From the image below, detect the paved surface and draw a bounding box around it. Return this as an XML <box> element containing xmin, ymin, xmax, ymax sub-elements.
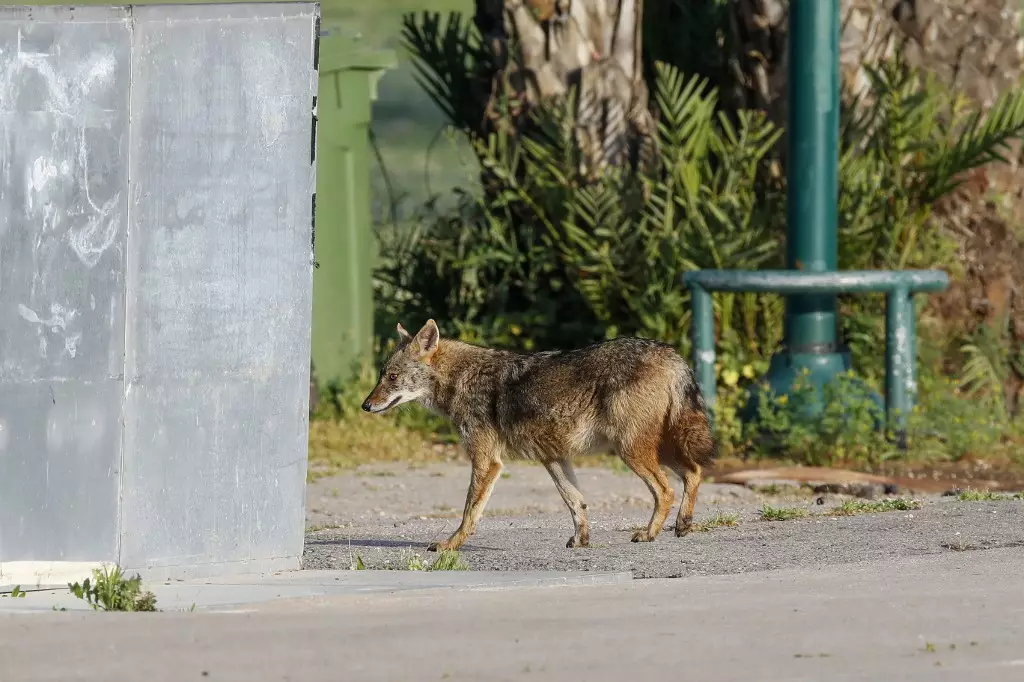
<box><xmin>1</xmin><ymin>569</ymin><xmax>633</xmax><ymax>614</ymax></box>
<box><xmin>3</xmin><ymin>547</ymin><xmax>1023</xmax><ymax>681</ymax></box>
<box><xmin>304</xmin><ymin>461</ymin><xmax>1024</xmax><ymax>577</ymax></box>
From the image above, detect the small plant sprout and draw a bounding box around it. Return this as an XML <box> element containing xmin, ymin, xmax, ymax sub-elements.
<box><xmin>1</xmin><ymin>586</ymin><xmax>26</xmax><ymax>599</ymax></box>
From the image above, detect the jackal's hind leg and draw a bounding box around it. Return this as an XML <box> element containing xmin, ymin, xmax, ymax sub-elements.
<box><xmin>667</xmin><ymin>462</ymin><xmax>703</xmax><ymax>537</ymax></box>
<box><xmin>619</xmin><ymin>440</ymin><xmax>674</xmax><ymax>543</ymax></box>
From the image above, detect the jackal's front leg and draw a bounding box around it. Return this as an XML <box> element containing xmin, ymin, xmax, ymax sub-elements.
<box><xmin>543</xmin><ymin>459</ymin><xmax>590</xmax><ymax>548</ymax></box>
<box><xmin>427</xmin><ymin>432</ymin><xmax>502</xmax><ymax>552</ymax></box>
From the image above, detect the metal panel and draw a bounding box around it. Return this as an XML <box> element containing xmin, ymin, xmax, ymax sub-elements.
<box><xmin>0</xmin><ymin>3</ymin><xmax>317</xmax><ymax>583</ymax></box>
<box><xmin>0</xmin><ymin>8</ymin><xmax>131</xmax><ymax>565</ymax></box>
<box><xmin>119</xmin><ymin>3</ymin><xmax>317</xmax><ymax>573</ymax></box>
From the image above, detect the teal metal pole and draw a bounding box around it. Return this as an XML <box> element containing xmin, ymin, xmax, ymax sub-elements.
<box><xmin>885</xmin><ymin>287</ymin><xmax>914</xmax><ymax>447</ymax></box>
<box><xmin>785</xmin><ymin>0</ymin><xmax>839</xmax><ymax>352</ymax></box>
<box><xmin>746</xmin><ymin>0</ymin><xmax>853</xmax><ymax>424</ymax></box>
<box><xmin>690</xmin><ymin>284</ymin><xmax>716</xmax><ymax>418</ymax></box>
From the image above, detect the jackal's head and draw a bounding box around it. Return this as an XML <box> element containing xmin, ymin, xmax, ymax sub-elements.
<box><xmin>361</xmin><ymin>320</ymin><xmax>440</xmax><ymax>414</ymax></box>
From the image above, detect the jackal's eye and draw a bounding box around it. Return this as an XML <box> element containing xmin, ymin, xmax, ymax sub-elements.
<box><xmin>387</xmin><ymin>373</ymin><xmax>398</xmax><ymax>381</ymax></box>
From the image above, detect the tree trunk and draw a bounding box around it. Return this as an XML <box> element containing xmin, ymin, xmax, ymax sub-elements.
<box><xmin>730</xmin><ymin>0</ymin><xmax>1024</xmax><ymax>130</ymax></box>
<box><xmin>473</xmin><ymin>0</ymin><xmax>655</xmax><ymax>177</ymax></box>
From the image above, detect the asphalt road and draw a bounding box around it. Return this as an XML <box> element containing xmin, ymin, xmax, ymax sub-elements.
<box><xmin>303</xmin><ymin>461</ymin><xmax>1024</xmax><ymax>577</ymax></box>
<box><xmin>4</xmin><ymin>547</ymin><xmax>1024</xmax><ymax>681</ymax></box>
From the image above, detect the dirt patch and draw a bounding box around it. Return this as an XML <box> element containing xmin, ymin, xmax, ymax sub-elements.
<box><xmin>927</xmin><ymin>159</ymin><xmax>1024</xmax><ymax>410</ymax></box>
<box><xmin>707</xmin><ymin>455</ymin><xmax>1024</xmax><ymax>494</ymax></box>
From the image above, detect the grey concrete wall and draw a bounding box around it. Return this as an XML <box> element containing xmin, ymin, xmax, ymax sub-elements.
<box><xmin>0</xmin><ymin>3</ymin><xmax>318</xmax><ymax>587</ymax></box>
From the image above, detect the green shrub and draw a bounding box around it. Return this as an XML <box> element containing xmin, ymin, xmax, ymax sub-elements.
<box><xmin>356</xmin><ymin>13</ymin><xmax>1024</xmax><ymax>467</ymax></box>
<box><xmin>747</xmin><ymin>370</ymin><xmax>888</xmax><ymax>467</ymax></box>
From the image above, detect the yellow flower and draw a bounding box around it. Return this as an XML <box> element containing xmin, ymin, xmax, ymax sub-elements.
<box><xmin>777</xmin><ymin>394</ymin><xmax>789</xmax><ymax>405</ymax></box>
<box><xmin>509</xmin><ymin>324</ymin><xmax>522</xmax><ymax>336</ymax></box>
<box><xmin>722</xmin><ymin>369</ymin><xmax>740</xmax><ymax>387</ymax></box>
<box><xmin>741</xmin><ymin>364</ymin><xmax>756</xmax><ymax>379</ymax></box>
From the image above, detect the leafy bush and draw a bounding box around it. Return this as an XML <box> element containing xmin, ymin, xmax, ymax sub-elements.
<box><xmin>835</xmin><ymin>57</ymin><xmax>1024</xmax><ymax>387</ymax></box>
<box><xmin>388</xmin><ymin>12</ymin><xmax>790</xmax><ymax>361</ymax></box>
<box><xmin>355</xmin><ymin>12</ymin><xmax>1024</xmax><ymax>467</ymax></box>
<box><xmin>747</xmin><ymin>370</ymin><xmax>887</xmax><ymax>467</ymax></box>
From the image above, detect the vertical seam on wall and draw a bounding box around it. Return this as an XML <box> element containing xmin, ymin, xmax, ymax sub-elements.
<box><xmin>310</xmin><ymin>11</ymin><xmax>320</xmax><ymax>270</ymax></box>
<box><xmin>299</xmin><ymin>6</ymin><xmax>322</xmax><ymax>555</ymax></box>
<box><xmin>115</xmin><ymin>6</ymin><xmax>135</xmax><ymax>568</ymax></box>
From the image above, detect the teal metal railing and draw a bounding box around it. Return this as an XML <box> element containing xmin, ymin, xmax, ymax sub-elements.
<box><xmin>679</xmin><ymin>0</ymin><xmax>951</xmax><ymax>448</ymax></box>
<box><xmin>683</xmin><ymin>270</ymin><xmax>949</xmax><ymax>443</ymax></box>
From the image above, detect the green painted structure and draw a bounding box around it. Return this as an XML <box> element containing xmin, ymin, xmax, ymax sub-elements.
<box><xmin>682</xmin><ymin>0</ymin><xmax>950</xmax><ymax>444</ymax></box>
<box><xmin>312</xmin><ymin>23</ymin><xmax>395</xmax><ymax>388</ymax></box>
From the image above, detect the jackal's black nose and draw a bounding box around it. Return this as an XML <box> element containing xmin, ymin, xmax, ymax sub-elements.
<box><xmin>361</xmin><ymin>399</ymin><xmax>372</xmax><ymax>412</ymax></box>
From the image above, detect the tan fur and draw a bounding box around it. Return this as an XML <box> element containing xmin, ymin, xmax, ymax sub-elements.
<box><xmin>362</xmin><ymin>320</ymin><xmax>717</xmax><ymax>550</ymax></box>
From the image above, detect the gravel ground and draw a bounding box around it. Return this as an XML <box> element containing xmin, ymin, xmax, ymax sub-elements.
<box><xmin>302</xmin><ymin>461</ymin><xmax>1024</xmax><ymax>578</ymax></box>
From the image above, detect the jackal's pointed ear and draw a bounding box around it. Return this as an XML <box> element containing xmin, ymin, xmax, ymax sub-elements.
<box><xmin>396</xmin><ymin>322</ymin><xmax>411</xmax><ymax>342</ymax></box>
<box><xmin>414</xmin><ymin>319</ymin><xmax>440</xmax><ymax>359</ymax></box>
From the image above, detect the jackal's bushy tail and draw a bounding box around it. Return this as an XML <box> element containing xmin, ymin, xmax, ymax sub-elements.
<box><xmin>669</xmin><ymin>359</ymin><xmax>717</xmax><ymax>469</ymax></box>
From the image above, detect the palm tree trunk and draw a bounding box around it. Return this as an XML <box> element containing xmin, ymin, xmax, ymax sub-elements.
<box><xmin>473</xmin><ymin>0</ymin><xmax>655</xmax><ymax>178</ymax></box>
<box><xmin>729</xmin><ymin>0</ymin><xmax>1024</xmax><ymax>132</ymax></box>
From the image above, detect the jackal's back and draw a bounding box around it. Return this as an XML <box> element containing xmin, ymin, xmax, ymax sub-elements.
<box><xmin>431</xmin><ymin>337</ymin><xmax>712</xmax><ymax>465</ymax></box>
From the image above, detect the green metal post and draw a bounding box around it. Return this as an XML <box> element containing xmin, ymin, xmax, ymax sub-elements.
<box><xmin>691</xmin><ymin>285</ymin><xmax>716</xmax><ymax>418</ymax></box>
<box><xmin>785</xmin><ymin>0</ymin><xmax>839</xmax><ymax>352</ymax></box>
<box><xmin>756</xmin><ymin>0</ymin><xmax>850</xmax><ymax>414</ymax></box>
<box><xmin>885</xmin><ymin>287</ymin><xmax>914</xmax><ymax>446</ymax></box>
<box><xmin>907</xmin><ymin>292</ymin><xmax>919</xmax><ymax>408</ymax></box>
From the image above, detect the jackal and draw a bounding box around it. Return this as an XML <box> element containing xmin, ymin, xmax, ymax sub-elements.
<box><xmin>362</xmin><ymin>320</ymin><xmax>717</xmax><ymax>551</ymax></box>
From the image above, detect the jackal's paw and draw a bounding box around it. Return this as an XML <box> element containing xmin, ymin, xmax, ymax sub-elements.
<box><xmin>565</xmin><ymin>535</ymin><xmax>590</xmax><ymax>549</ymax></box>
<box><xmin>631</xmin><ymin>530</ymin><xmax>656</xmax><ymax>543</ymax></box>
<box><xmin>428</xmin><ymin>539</ymin><xmax>461</xmax><ymax>552</ymax></box>
<box><xmin>675</xmin><ymin>519</ymin><xmax>693</xmax><ymax>538</ymax></box>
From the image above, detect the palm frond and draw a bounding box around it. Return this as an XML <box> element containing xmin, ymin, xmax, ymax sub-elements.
<box><xmin>924</xmin><ymin>85</ymin><xmax>1024</xmax><ymax>201</ymax></box>
<box><xmin>401</xmin><ymin>12</ymin><xmax>489</xmax><ymax>135</ymax></box>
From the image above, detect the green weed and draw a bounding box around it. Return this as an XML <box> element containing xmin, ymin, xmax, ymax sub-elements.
<box><xmin>759</xmin><ymin>504</ymin><xmax>808</xmax><ymax>521</ymax></box>
<box><xmin>693</xmin><ymin>512</ymin><xmax>740</xmax><ymax>532</ymax></box>
<box><xmin>429</xmin><ymin>549</ymin><xmax>470</xmax><ymax>571</ymax></box>
<box><xmin>68</xmin><ymin>565</ymin><xmax>157</xmax><ymax>612</ymax></box>
<box><xmin>956</xmin><ymin>489</ymin><xmax>1024</xmax><ymax>501</ymax></box>
<box><xmin>376</xmin><ymin>18</ymin><xmax>1024</xmax><ymax>475</ymax></box>
<box><xmin>830</xmin><ymin>498</ymin><xmax>921</xmax><ymax>516</ymax></box>
<box><xmin>349</xmin><ymin>549</ymin><xmax>469</xmax><ymax>571</ymax></box>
